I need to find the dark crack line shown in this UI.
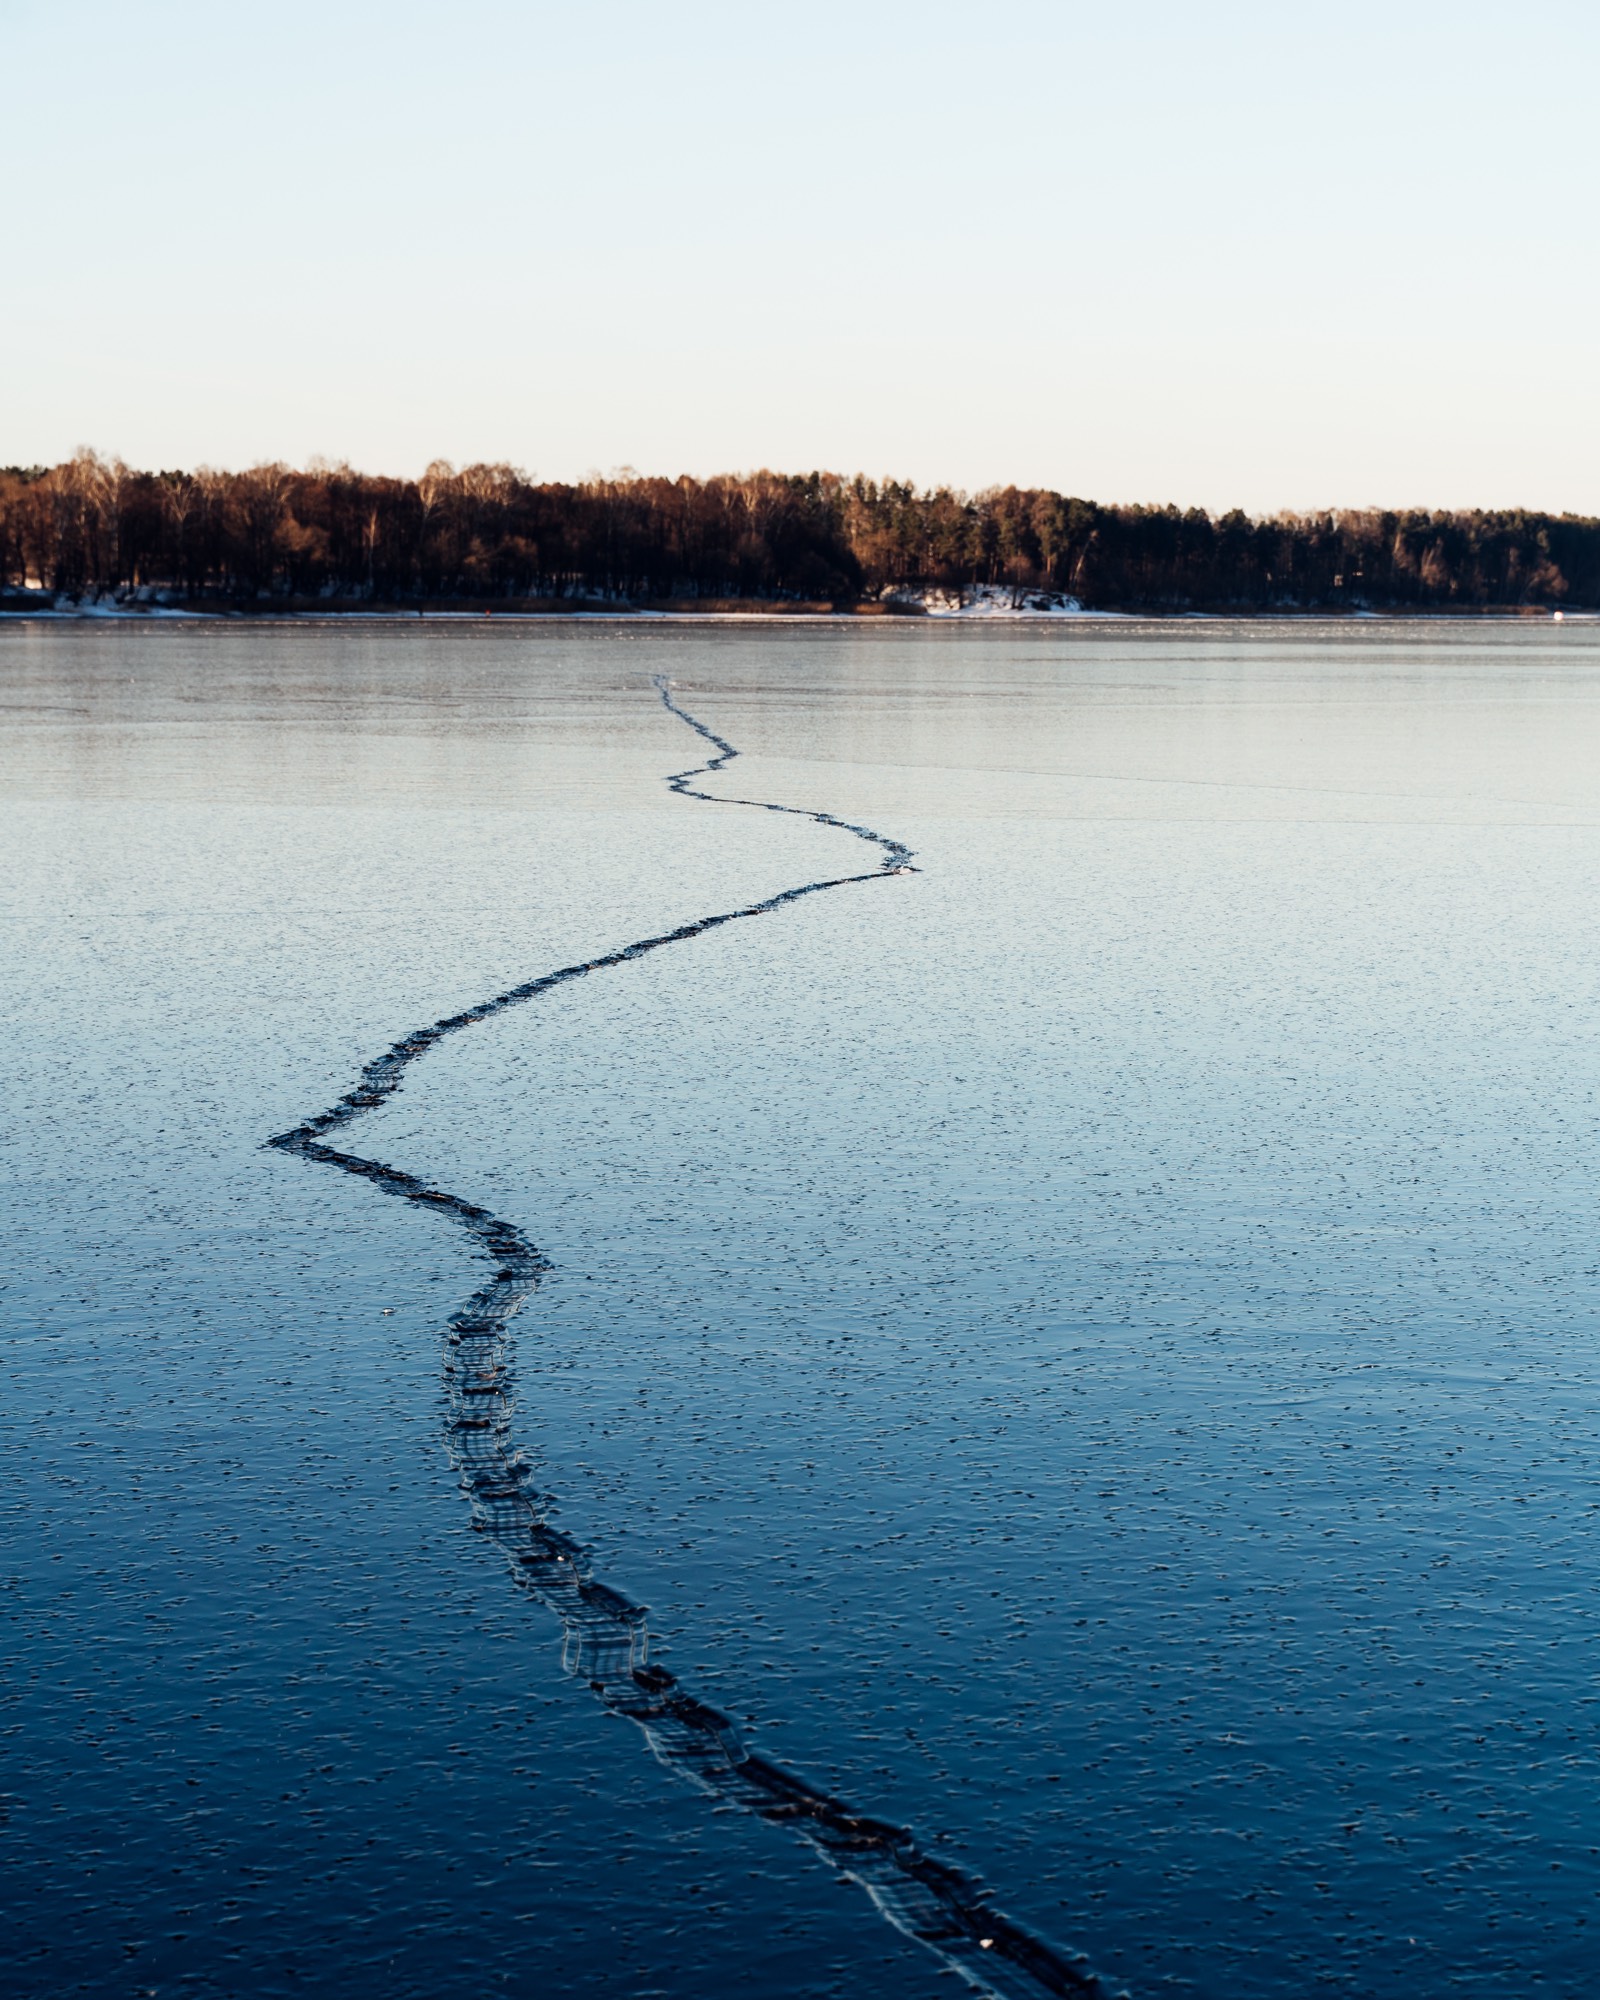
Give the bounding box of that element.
[654,673,918,874]
[265,676,1109,2000]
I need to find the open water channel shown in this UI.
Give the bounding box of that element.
[5,618,1600,1998]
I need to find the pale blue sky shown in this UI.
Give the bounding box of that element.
[4,0,1596,510]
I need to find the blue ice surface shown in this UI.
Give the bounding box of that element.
[4,617,1600,1997]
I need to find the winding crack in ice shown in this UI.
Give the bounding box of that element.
[266,675,1108,2000]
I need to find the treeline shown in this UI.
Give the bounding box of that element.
[0,451,1593,612]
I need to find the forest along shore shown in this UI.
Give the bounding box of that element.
[3,453,1596,615]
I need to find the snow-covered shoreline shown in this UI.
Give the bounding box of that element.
[2,586,1591,625]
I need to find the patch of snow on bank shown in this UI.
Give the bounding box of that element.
[887,584,1120,618]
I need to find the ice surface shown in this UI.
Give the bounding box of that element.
[7,617,1600,1997]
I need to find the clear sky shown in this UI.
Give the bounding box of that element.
[4,0,1596,512]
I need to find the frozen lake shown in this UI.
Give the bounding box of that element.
[5,618,1600,1998]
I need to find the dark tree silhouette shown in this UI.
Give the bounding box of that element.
[2,452,1594,612]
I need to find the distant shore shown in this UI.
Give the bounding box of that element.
[0,595,1589,625]
[5,457,1595,619]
